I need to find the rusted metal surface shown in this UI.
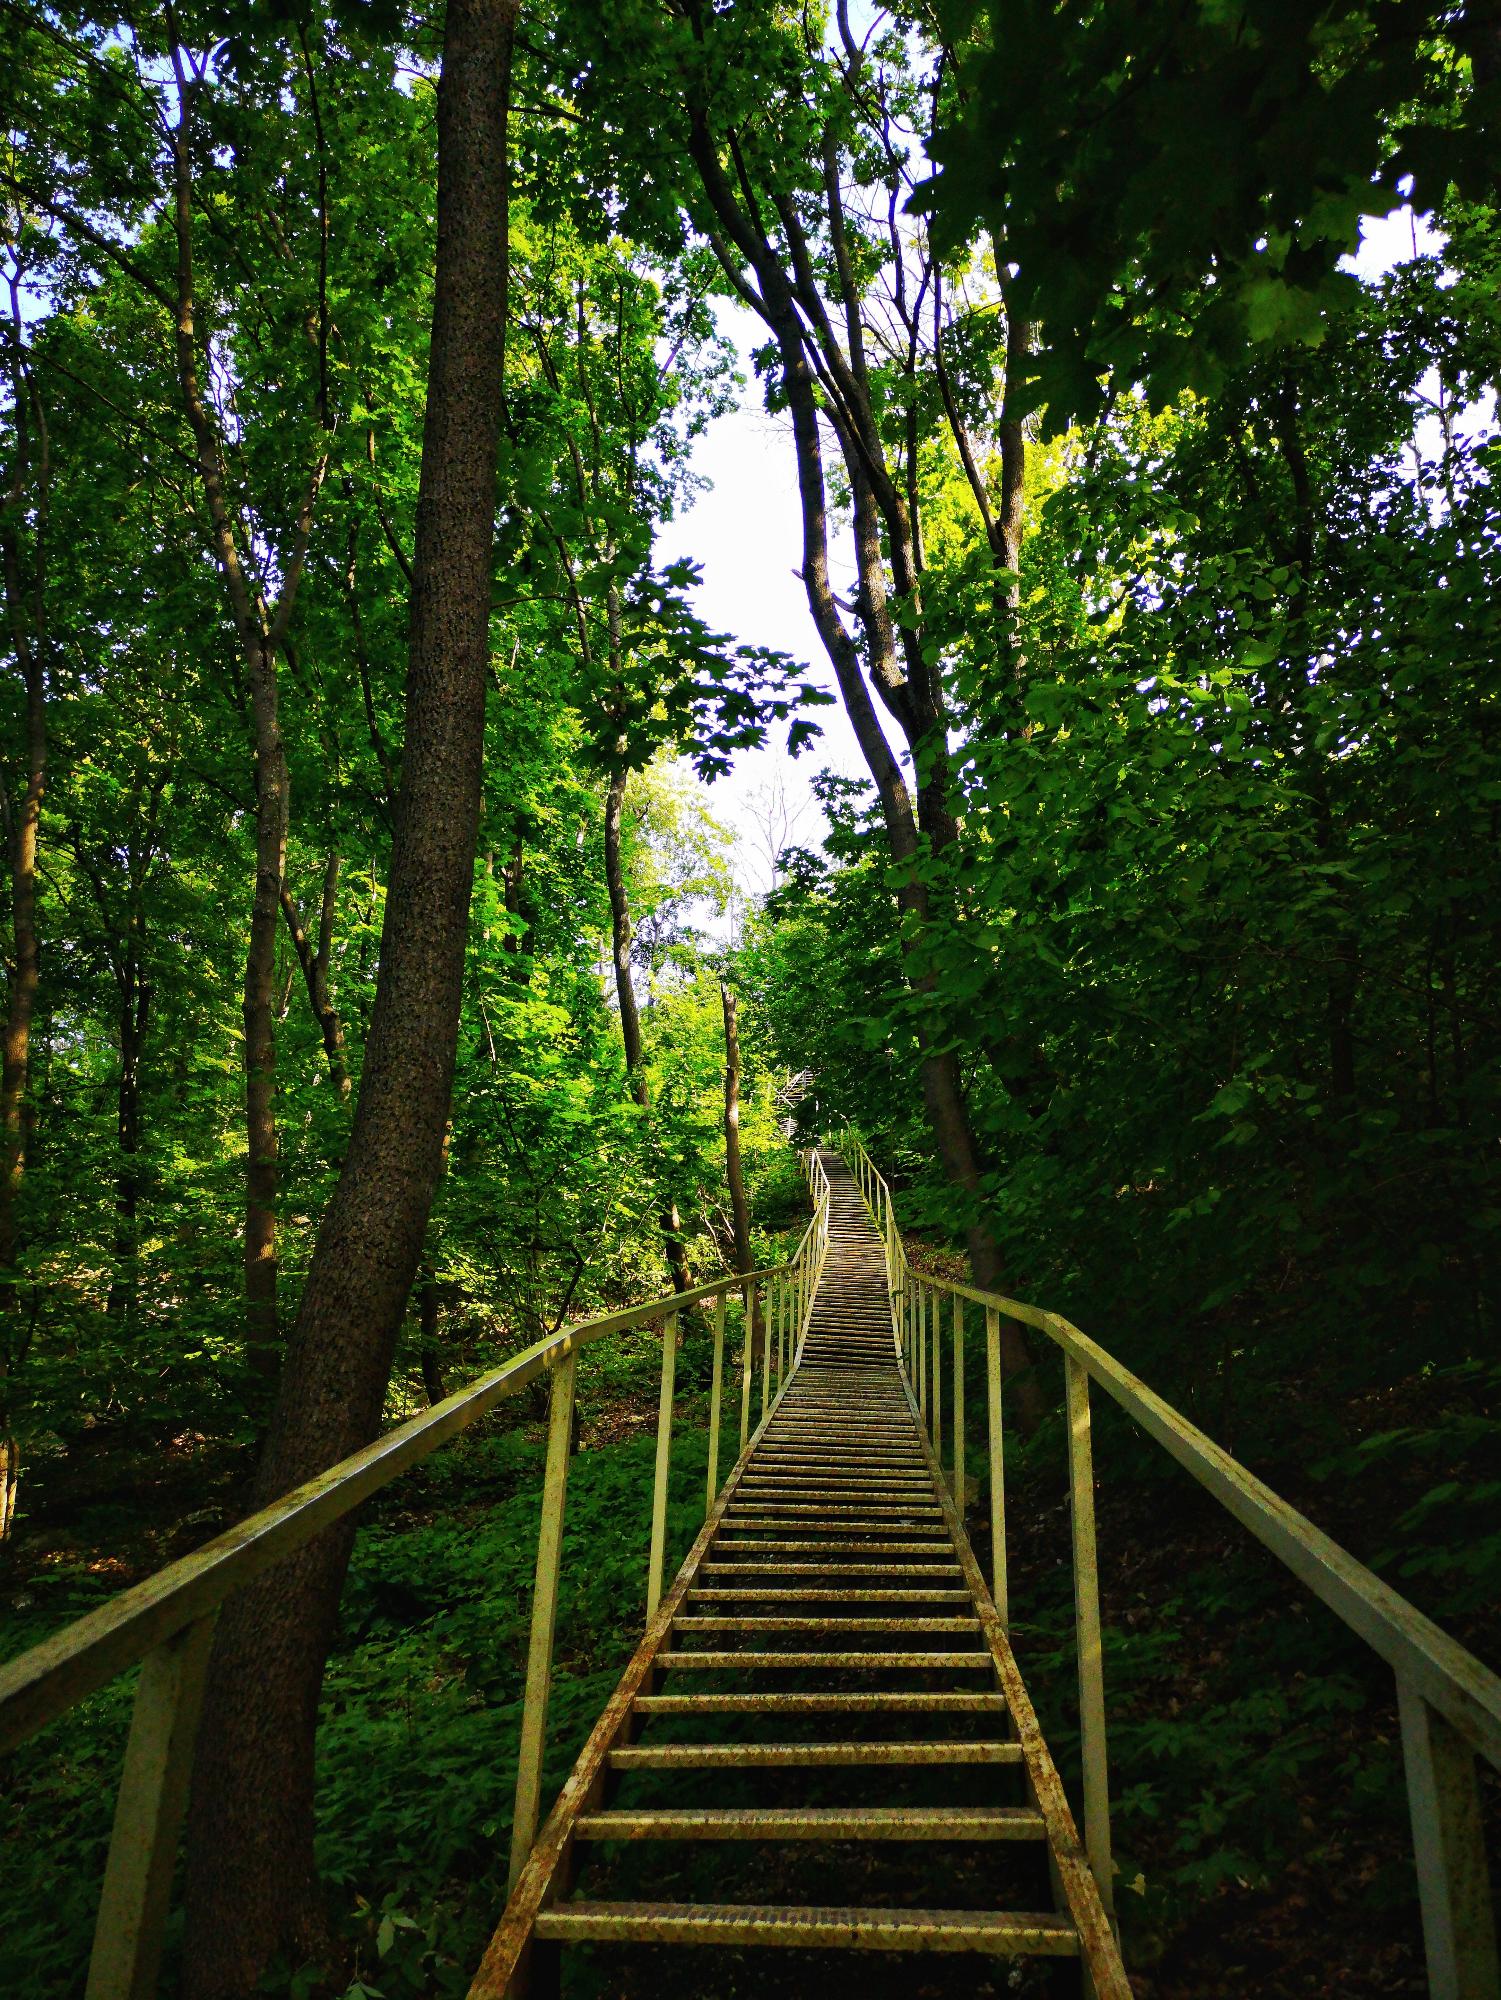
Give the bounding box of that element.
[573,1805,1046,1842]
[608,1738,1024,1769]
[632,1689,1009,1715]
[654,1648,995,1671]
[688,1587,972,1603]
[672,1614,981,1634]
[532,1902,1080,1954]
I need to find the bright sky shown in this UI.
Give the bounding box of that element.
[654,304,874,898]
[666,204,1467,900]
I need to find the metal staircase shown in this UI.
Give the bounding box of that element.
[7,1142,1497,1999]
[471,1152,1128,1995]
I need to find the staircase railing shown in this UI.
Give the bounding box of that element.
[841,1126,1501,2000]
[0,1148,831,2000]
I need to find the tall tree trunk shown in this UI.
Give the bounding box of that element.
[242,678,288,1371]
[604,759,692,1295]
[106,937,149,1325]
[0,535,42,1305]
[280,855,352,1101]
[180,6,519,1993]
[0,289,48,1538]
[0,527,43,1538]
[685,113,1042,1424]
[167,43,327,1384]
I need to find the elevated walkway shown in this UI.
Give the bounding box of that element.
[4,1142,1496,2000]
[472,1152,1127,1994]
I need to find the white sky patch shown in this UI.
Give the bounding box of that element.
[657,303,871,901]
[667,204,1496,908]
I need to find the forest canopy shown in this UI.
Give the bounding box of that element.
[2,2,1499,1997]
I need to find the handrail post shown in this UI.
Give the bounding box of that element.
[952,1292,965,1506]
[778,1272,788,1384]
[1066,1353,1114,1919]
[738,1281,756,1449]
[930,1282,942,1456]
[705,1291,726,1516]
[645,1312,678,1623]
[85,1612,217,2000]
[986,1304,1007,1628]
[760,1279,773,1418]
[917,1283,928,1425]
[1398,1672,1501,1997]
[508,1345,577,1892]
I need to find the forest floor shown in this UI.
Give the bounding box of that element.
[3,1230,1498,1999]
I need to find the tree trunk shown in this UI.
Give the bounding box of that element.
[0,309,48,1536]
[180,6,519,1992]
[686,119,1042,1419]
[604,760,692,1295]
[280,855,352,1101]
[0,530,42,1307]
[418,1275,447,1404]
[106,938,149,1325]
[242,655,287,1374]
[167,43,329,1387]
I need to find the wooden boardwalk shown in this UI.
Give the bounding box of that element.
[472,1152,1129,1996]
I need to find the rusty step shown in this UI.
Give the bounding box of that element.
[609,1739,1023,1770]
[532,1902,1079,1955]
[632,1691,1009,1715]
[573,1804,1046,1841]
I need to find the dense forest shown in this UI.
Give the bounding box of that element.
[2,2,1499,1996]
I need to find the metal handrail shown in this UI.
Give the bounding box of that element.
[840,1125,1501,1999]
[0,1150,833,2000]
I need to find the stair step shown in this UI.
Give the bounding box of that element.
[574,1805,1045,1842]
[633,1691,1008,1714]
[723,1518,946,1534]
[711,1539,952,1555]
[674,1615,981,1634]
[609,1739,1023,1769]
[699,1561,963,1577]
[659,1649,993,1670]
[689,1587,972,1603]
[725,1504,944,1518]
[533,1901,1078,1955]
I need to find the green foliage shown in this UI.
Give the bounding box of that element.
[2,1410,719,1999]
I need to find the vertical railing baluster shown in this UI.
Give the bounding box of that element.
[739,1280,756,1449]
[986,1304,1007,1628]
[508,1345,578,1891]
[85,1612,217,2000]
[1398,1672,1501,1998]
[645,1312,678,1624]
[952,1292,965,1506]
[761,1278,773,1418]
[1066,1354,1113,1918]
[917,1283,928,1424]
[931,1283,942,1456]
[705,1291,726,1516]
